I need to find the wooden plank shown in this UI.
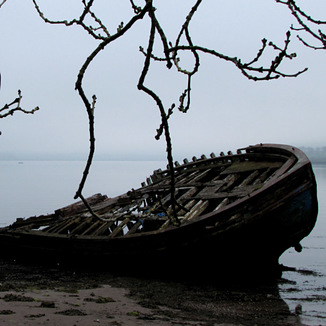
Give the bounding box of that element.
[55,193,108,217]
[267,156,296,179]
[45,217,77,234]
[43,220,66,233]
[12,214,58,230]
[54,218,80,234]
[237,170,260,187]
[214,198,229,211]
[182,200,209,222]
[176,170,201,185]
[177,187,198,201]
[253,168,272,185]
[195,184,262,200]
[203,180,226,187]
[91,221,113,236]
[81,220,102,236]
[187,169,212,183]
[108,218,131,238]
[159,219,170,230]
[195,183,224,199]
[125,220,143,235]
[221,161,282,174]
[69,216,94,235]
[218,174,240,191]
[161,197,201,228]
[165,187,197,216]
[177,199,198,216]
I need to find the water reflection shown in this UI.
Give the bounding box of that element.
[279,268,326,325]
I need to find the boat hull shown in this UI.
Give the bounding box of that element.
[0,145,318,278]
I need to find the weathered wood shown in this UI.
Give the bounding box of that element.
[221,161,283,175]
[125,220,143,235]
[176,170,199,185]
[195,182,225,199]
[219,174,241,191]
[177,199,198,216]
[91,221,112,236]
[58,218,83,234]
[268,156,297,179]
[150,169,163,183]
[146,177,152,185]
[195,185,262,200]
[11,215,58,230]
[182,200,209,222]
[164,187,196,216]
[81,220,102,236]
[55,193,108,217]
[237,170,261,187]
[177,187,198,202]
[44,217,76,234]
[214,198,230,211]
[253,168,273,185]
[187,168,212,183]
[68,216,94,235]
[108,218,131,238]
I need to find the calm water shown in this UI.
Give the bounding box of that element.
[0,160,166,226]
[0,160,325,325]
[279,164,326,325]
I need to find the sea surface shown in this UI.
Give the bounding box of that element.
[0,160,325,325]
[279,164,326,325]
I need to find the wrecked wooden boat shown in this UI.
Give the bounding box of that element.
[0,144,318,276]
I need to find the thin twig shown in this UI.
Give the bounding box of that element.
[0,90,39,118]
[276,0,326,49]
[0,0,7,8]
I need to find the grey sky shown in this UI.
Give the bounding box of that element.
[0,0,325,162]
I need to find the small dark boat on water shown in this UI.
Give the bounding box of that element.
[0,144,318,277]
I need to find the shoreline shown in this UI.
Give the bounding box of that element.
[0,261,306,326]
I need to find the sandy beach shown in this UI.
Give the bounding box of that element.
[0,261,306,326]
[0,284,174,326]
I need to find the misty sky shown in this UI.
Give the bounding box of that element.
[0,0,325,162]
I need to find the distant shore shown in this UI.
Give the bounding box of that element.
[1,146,326,163]
[300,147,326,164]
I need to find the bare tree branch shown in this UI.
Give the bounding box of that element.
[172,0,202,112]
[169,32,306,82]
[137,4,179,225]
[32,0,110,40]
[276,0,326,49]
[0,0,7,9]
[0,89,39,119]
[31,0,307,225]
[73,3,151,202]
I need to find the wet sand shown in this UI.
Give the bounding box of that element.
[0,262,305,325]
